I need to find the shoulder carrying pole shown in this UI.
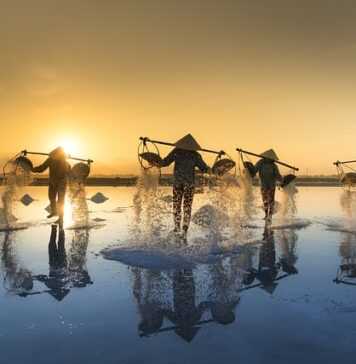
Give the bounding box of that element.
[236,148,299,171]
[140,137,225,156]
[22,150,93,164]
[334,160,356,166]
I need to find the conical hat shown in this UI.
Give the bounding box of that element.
[49,147,68,160]
[260,149,279,161]
[174,134,201,151]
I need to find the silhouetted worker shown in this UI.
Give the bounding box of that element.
[32,147,71,227]
[161,134,210,235]
[255,149,282,221]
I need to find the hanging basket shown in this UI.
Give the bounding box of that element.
[212,158,236,177]
[281,174,297,188]
[138,152,163,168]
[243,161,256,178]
[14,156,33,172]
[69,162,90,182]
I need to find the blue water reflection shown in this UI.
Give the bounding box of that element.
[0,187,355,364]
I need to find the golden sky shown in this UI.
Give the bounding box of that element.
[1,0,356,175]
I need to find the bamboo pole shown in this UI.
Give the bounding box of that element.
[22,150,93,163]
[333,160,356,166]
[139,137,225,156]
[236,148,299,171]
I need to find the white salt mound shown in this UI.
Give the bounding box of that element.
[90,192,108,204]
[101,247,194,271]
[269,219,311,230]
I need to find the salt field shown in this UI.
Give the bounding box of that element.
[1,185,356,364]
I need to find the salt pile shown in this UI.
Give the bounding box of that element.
[19,194,34,206]
[90,192,108,204]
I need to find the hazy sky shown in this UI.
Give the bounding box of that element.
[1,0,356,174]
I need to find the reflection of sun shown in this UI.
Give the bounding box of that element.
[59,139,77,156]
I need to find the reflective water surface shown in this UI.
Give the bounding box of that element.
[0,186,356,364]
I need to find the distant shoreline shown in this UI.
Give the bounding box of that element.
[24,175,342,187]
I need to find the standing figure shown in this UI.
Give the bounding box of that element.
[161,134,210,235]
[255,149,282,221]
[32,147,71,227]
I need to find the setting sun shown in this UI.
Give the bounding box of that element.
[58,138,78,156]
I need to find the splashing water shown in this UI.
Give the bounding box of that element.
[277,181,298,220]
[68,181,89,227]
[236,168,258,224]
[340,190,356,231]
[132,169,168,240]
[0,162,33,228]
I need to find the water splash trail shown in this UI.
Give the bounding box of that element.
[277,181,298,221]
[132,169,167,240]
[68,181,90,228]
[340,190,356,231]
[0,162,33,230]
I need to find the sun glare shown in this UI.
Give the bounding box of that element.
[59,139,77,156]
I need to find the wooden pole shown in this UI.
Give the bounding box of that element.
[334,160,356,166]
[140,137,225,155]
[236,148,299,171]
[22,150,93,164]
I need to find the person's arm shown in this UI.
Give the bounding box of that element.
[254,159,262,172]
[32,158,50,173]
[161,149,176,167]
[274,164,283,182]
[196,153,210,173]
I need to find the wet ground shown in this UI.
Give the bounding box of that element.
[0,186,356,364]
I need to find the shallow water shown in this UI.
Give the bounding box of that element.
[0,186,356,364]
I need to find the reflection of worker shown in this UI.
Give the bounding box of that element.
[35,225,69,300]
[161,134,210,235]
[32,147,71,226]
[35,224,92,300]
[257,227,278,291]
[339,233,356,279]
[44,224,70,301]
[164,269,208,342]
[1,231,33,295]
[255,149,282,221]
[132,268,167,336]
[208,258,241,325]
[68,229,92,287]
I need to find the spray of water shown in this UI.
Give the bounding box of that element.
[68,181,89,227]
[132,169,168,241]
[277,181,298,221]
[236,168,258,224]
[0,162,33,228]
[340,190,356,231]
